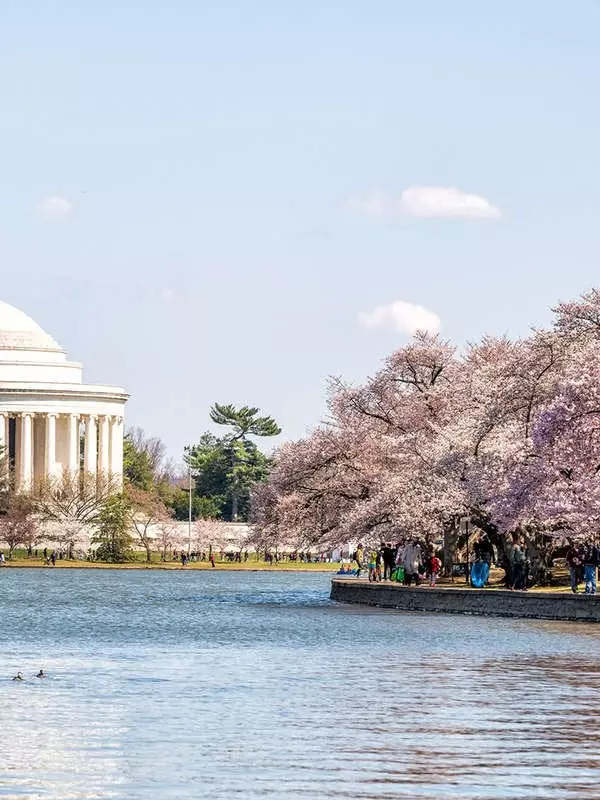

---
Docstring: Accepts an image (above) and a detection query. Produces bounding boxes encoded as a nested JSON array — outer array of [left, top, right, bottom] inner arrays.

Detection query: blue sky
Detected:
[[2, 1, 600, 459]]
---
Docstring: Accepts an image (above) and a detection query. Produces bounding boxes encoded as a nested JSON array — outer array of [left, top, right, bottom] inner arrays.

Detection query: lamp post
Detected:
[[185, 444, 194, 558], [188, 459, 192, 556], [465, 519, 470, 585]]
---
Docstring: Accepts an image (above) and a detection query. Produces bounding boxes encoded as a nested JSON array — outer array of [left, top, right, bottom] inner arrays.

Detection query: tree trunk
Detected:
[[523, 534, 554, 586], [442, 518, 459, 576]]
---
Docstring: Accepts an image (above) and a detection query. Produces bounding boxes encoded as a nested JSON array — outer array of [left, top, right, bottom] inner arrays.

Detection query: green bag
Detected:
[[394, 566, 405, 582]]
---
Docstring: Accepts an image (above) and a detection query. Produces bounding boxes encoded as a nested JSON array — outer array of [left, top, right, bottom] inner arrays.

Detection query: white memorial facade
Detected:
[[0, 301, 128, 492]]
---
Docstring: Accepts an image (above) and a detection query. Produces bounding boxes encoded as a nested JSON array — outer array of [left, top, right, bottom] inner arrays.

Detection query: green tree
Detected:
[[187, 434, 274, 522], [187, 433, 230, 503], [209, 404, 282, 440], [165, 486, 223, 522], [92, 494, 134, 562], [208, 404, 281, 520], [123, 436, 154, 491]]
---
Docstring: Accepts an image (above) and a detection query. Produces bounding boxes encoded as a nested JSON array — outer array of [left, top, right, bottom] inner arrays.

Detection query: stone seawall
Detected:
[[330, 578, 600, 622]]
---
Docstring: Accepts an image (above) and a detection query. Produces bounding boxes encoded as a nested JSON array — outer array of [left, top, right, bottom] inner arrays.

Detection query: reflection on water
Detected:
[[1, 570, 600, 799]]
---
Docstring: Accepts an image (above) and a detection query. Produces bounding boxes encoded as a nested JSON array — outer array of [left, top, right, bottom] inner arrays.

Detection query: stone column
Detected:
[[0, 413, 7, 479], [20, 413, 33, 492], [98, 415, 110, 475], [67, 414, 80, 476], [110, 416, 124, 486], [84, 415, 97, 478], [44, 413, 58, 481]]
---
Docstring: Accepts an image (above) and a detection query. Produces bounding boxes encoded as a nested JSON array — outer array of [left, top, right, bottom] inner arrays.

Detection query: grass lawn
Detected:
[[0, 551, 339, 571]]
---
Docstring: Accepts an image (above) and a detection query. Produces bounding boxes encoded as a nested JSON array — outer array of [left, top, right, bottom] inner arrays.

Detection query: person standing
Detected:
[[382, 542, 396, 581], [375, 546, 384, 581], [429, 553, 441, 587], [565, 541, 583, 594], [583, 542, 599, 595], [403, 540, 422, 586], [368, 549, 378, 582], [512, 543, 526, 590], [354, 544, 364, 578]]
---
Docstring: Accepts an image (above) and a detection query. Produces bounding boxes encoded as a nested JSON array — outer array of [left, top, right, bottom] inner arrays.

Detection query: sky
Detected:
[[2, 0, 600, 461]]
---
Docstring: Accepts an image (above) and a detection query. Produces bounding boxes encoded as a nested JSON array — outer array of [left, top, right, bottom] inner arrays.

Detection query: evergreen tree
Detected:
[[208, 404, 280, 520], [187, 406, 280, 521], [93, 494, 134, 562]]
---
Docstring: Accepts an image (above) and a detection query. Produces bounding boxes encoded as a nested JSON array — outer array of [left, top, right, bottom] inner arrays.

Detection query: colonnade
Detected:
[[0, 412, 124, 492]]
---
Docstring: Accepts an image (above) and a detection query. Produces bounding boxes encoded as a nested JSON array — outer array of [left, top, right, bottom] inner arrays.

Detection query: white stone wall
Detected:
[[0, 520, 253, 555]]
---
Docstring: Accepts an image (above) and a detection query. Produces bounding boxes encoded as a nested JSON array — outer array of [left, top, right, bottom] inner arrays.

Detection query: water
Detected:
[[1, 570, 599, 800]]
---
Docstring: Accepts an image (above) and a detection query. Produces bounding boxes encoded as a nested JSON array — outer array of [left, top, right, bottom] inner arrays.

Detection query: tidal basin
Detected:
[[2, 570, 600, 799]]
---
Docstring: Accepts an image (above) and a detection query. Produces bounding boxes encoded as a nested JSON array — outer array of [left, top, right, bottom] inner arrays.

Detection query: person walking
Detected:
[[354, 544, 364, 578], [583, 542, 599, 595]]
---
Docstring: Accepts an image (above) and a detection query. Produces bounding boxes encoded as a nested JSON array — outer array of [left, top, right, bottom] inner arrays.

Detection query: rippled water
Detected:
[[1, 569, 600, 799]]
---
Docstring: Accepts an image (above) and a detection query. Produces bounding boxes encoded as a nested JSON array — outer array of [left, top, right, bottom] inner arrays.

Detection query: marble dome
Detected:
[[0, 300, 62, 353]]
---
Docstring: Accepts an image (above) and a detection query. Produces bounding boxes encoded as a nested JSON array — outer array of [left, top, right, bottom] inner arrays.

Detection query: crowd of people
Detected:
[[353, 541, 442, 587], [346, 536, 600, 594], [347, 535, 526, 589]]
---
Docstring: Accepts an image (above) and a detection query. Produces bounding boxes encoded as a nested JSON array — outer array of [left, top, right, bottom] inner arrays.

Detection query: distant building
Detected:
[[0, 301, 128, 490]]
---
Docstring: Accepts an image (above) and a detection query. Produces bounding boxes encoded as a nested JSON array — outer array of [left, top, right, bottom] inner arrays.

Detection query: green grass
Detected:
[[1, 550, 339, 571]]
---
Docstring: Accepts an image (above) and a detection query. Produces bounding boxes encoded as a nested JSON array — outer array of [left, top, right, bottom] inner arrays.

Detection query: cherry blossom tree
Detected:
[[252, 290, 600, 585]]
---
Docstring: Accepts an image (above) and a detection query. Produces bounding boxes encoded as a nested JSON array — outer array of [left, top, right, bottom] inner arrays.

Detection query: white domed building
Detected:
[[0, 301, 127, 492]]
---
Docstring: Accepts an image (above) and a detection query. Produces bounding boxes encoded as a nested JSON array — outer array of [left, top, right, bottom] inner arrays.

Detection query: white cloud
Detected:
[[399, 185, 501, 219], [347, 185, 500, 220], [38, 195, 72, 218], [358, 300, 441, 335]]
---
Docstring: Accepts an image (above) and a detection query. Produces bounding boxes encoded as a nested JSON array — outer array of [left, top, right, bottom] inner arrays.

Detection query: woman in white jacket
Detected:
[[402, 540, 422, 586]]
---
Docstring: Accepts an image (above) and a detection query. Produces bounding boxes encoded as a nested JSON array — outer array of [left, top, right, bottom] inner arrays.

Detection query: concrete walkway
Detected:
[[330, 578, 600, 622]]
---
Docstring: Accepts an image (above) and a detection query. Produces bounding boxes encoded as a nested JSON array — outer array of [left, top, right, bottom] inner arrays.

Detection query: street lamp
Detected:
[[184, 444, 194, 557], [188, 458, 192, 557], [460, 516, 471, 586]]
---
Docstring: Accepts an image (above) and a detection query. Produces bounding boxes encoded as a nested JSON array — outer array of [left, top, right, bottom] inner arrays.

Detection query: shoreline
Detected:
[[330, 578, 600, 622], [0, 560, 337, 572]]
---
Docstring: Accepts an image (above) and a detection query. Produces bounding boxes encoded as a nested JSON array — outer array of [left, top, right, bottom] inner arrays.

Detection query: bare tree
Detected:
[[155, 521, 179, 561], [126, 484, 174, 562], [33, 471, 120, 557], [127, 427, 175, 484]]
